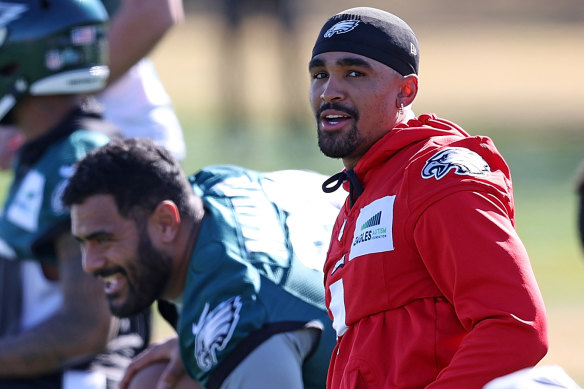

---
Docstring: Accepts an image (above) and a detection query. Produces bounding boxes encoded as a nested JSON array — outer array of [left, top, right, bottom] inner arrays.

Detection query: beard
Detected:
[[108, 233, 172, 318], [316, 103, 362, 159], [317, 122, 361, 159]]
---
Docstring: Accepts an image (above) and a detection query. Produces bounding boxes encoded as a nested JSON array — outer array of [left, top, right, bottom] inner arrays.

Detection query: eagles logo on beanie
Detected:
[[311, 7, 419, 76]]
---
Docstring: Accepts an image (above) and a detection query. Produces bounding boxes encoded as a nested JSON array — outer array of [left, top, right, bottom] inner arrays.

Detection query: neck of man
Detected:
[[342, 106, 417, 170]]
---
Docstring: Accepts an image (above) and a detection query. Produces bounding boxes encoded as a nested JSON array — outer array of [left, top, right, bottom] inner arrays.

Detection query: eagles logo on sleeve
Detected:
[[191, 296, 242, 371], [421, 147, 491, 180]]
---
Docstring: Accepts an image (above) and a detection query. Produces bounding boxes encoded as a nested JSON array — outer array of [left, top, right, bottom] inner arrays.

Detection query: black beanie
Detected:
[[311, 7, 419, 76]]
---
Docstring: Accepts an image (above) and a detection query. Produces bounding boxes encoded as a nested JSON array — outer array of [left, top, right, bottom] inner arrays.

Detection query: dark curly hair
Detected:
[[62, 137, 194, 221]]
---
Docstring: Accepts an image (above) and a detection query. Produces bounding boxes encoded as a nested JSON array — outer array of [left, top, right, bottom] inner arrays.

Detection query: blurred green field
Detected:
[[2, 1, 584, 384]]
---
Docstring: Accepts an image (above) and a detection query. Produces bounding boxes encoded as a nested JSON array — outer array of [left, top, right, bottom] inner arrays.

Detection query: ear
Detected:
[[149, 200, 181, 244], [397, 74, 418, 107]]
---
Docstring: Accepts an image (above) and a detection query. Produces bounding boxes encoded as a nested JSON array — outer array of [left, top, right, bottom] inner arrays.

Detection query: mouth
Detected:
[[320, 111, 353, 131], [99, 272, 127, 296]]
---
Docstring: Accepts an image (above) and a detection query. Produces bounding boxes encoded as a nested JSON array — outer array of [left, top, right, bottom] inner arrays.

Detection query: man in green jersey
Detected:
[[63, 138, 340, 389]]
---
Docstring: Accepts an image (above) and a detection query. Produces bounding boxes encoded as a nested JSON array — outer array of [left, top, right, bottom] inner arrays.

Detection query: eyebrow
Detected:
[[309, 56, 374, 71], [74, 230, 112, 242], [308, 58, 325, 70]]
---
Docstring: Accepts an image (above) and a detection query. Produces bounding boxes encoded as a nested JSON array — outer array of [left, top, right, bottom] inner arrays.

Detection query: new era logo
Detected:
[[410, 42, 417, 56]]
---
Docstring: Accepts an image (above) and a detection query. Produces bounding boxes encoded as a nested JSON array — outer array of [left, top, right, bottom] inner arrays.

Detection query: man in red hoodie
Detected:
[[309, 7, 548, 389]]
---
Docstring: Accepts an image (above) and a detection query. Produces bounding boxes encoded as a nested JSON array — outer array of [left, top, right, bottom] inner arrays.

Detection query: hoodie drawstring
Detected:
[[322, 169, 363, 208]]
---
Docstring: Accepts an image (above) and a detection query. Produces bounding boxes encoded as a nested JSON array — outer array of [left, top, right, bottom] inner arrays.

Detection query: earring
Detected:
[[398, 103, 404, 116]]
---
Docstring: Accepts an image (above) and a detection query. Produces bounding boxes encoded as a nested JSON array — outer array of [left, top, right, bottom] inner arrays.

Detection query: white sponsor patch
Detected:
[[7, 170, 44, 232], [421, 147, 490, 180], [349, 196, 395, 261]]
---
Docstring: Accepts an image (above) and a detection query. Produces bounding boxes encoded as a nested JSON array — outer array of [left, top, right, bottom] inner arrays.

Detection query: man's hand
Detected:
[[121, 336, 194, 389]]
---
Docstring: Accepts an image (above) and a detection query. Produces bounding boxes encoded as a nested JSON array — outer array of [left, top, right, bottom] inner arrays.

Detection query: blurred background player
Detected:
[[0, 1, 150, 388], [0, 0, 186, 170], [98, 0, 186, 160]]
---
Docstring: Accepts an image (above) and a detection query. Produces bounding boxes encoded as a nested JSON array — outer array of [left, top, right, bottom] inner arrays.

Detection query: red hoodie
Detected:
[[324, 114, 548, 389]]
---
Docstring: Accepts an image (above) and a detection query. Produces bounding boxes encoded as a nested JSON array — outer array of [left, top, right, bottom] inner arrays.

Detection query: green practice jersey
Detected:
[[175, 165, 340, 388], [0, 110, 110, 264]]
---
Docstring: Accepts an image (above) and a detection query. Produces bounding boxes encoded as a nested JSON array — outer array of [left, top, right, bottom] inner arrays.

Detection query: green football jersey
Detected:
[[175, 165, 340, 388], [0, 125, 109, 264]]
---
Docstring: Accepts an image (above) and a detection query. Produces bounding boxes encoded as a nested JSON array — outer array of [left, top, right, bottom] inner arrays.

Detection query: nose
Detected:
[[320, 76, 345, 103], [82, 243, 107, 275]]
